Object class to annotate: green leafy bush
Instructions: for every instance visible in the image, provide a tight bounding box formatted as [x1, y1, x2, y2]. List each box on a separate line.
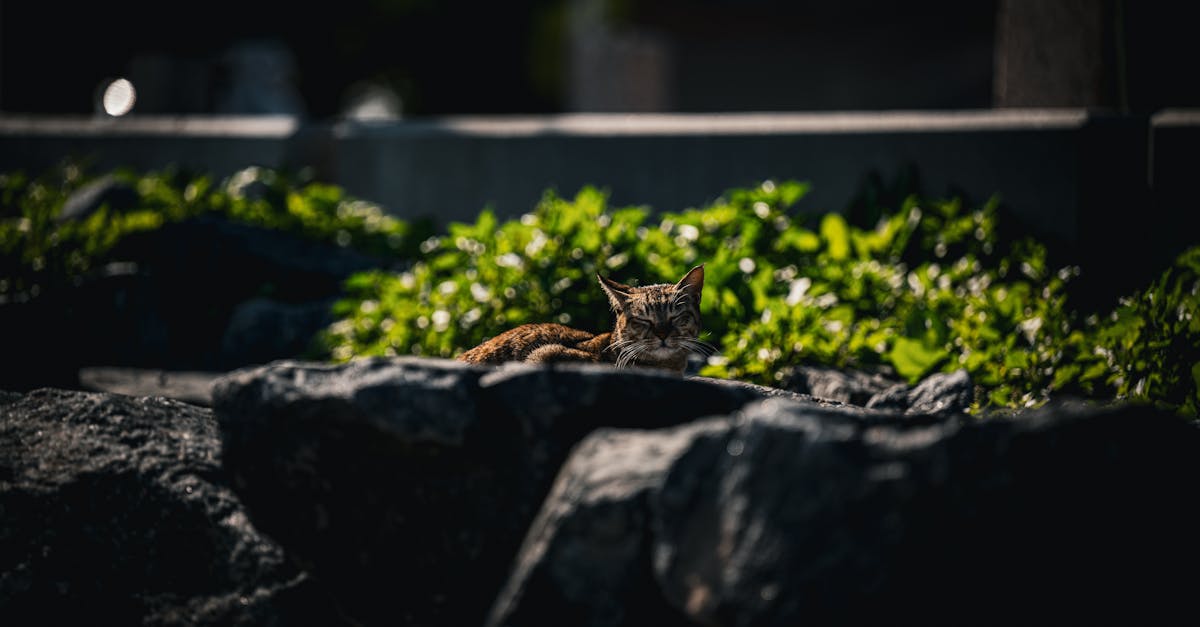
[320, 181, 1198, 417]
[1076, 248, 1200, 415]
[318, 181, 809, 361]
[1, 164, 427, 299]
[5, 164, 1195, 416]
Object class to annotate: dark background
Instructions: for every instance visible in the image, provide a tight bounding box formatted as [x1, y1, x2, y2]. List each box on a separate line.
[3, 0, 1198, 117]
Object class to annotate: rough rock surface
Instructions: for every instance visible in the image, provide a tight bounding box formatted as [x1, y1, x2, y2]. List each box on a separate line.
[781, 365, 899, 405]
[211, 357, 816, 627]
[786, 365, 975, 415]
[490, 422, 725, 627]
[865, 368, 975, 415]
[8, 357, 1196, 626]
[0, 389, 333, 625]
[491, 398, 1200, 626]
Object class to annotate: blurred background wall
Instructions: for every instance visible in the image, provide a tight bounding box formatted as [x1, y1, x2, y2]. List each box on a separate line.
[3, 0, 1198, 117]
[2, 0, 1197, 309]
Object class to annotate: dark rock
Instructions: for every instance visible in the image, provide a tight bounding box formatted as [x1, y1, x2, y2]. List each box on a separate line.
[493, 398, 1200, 626]
[219, 298, 335, 366]
[109, 215, 381, 302]
[488, 421, 725, 627]
[863, 370, 974, 415]
[57, 175, 139, 222]
[784, 365, 974, 415]
[211, 357, 803, 627]
[892, 367, 973, 414]
[857, 380, 910, 411]
[692, 375, 836, 406]
[781, 365, 900, 405]
[0, 388, 335, 625]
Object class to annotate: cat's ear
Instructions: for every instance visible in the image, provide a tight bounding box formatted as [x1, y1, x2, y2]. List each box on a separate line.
[598, 274, 635, 311]
[675, 264, 704, 302]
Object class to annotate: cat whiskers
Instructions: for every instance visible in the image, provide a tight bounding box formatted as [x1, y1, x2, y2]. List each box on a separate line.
[679, 338, 719, 358]
[604, 338, 638, 355]
[616, 344, 649, 368]
[611, 338, 653, 368]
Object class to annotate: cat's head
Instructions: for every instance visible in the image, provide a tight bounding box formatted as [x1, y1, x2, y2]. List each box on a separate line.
[597, 265, 708, 368]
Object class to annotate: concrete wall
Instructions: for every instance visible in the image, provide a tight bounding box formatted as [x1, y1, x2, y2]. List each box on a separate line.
[2, 110, 1193, 304]
[330, 112, 1095, 240]
[1, 110, 1151, 230]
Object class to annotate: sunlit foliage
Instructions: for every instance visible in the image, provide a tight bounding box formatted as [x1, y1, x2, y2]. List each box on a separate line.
[3, 165, 1195, 416]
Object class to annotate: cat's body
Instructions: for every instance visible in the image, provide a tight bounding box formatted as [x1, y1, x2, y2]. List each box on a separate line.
[457, 265, 707, 374]
[457, 323, 615, 366]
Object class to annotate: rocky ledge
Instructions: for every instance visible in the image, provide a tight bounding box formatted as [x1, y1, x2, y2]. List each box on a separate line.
[0, 388, 337, 626]
[3, 357, 1197, 626]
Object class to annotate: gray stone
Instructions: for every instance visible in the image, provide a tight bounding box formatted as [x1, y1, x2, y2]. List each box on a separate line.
[863, 369, 975, 416]
[783, 366, 973, 416]
[78, 367, 220, 406]
[219, 298, 335, 367]
[0, 388, 334, 625]
[896, 368, 973, 414]
[57, 175, 139, 222]
[858, 380, 910, 412]
[492, 398, 1200, 625]
[781, 365, 900, 406]
[210, 357, 800, 627]
[489, 420, 726, 627]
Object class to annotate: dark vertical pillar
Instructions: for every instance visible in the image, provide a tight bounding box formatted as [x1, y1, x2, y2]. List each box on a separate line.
[994, 0, 1122, 109]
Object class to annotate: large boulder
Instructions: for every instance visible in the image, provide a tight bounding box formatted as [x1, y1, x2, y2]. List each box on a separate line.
[0, 389, 333, 625]
[211, 357, 817, 627]
[490, 421, 727, 627]
[491, 398, 1200, 626]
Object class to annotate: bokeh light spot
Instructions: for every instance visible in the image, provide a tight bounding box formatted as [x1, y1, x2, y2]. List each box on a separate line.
[101, 78, 137, 116]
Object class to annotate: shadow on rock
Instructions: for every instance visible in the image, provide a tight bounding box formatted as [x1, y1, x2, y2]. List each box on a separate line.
[492, 398, 1200, 625]
[0, 389, 340, 625]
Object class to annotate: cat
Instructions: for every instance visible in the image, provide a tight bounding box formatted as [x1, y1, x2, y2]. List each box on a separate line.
[457, 265, 709, 374]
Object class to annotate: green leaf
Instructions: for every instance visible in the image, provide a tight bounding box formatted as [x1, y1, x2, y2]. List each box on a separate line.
[889, 336, 947, 382]
[820, 213, 850, 261]
[776, 228, 821, 253]
[777, 181, 810, 208]
[1081, 361, 1109, 381]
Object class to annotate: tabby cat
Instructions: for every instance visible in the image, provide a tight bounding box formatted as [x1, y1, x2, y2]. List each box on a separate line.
[457, 265, 708, 373]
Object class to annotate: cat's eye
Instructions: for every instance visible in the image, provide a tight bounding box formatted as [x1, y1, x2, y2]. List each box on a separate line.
[631, 317, 652, 327]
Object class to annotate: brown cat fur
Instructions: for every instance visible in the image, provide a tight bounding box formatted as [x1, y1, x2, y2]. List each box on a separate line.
[457, 265, 708, 373]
